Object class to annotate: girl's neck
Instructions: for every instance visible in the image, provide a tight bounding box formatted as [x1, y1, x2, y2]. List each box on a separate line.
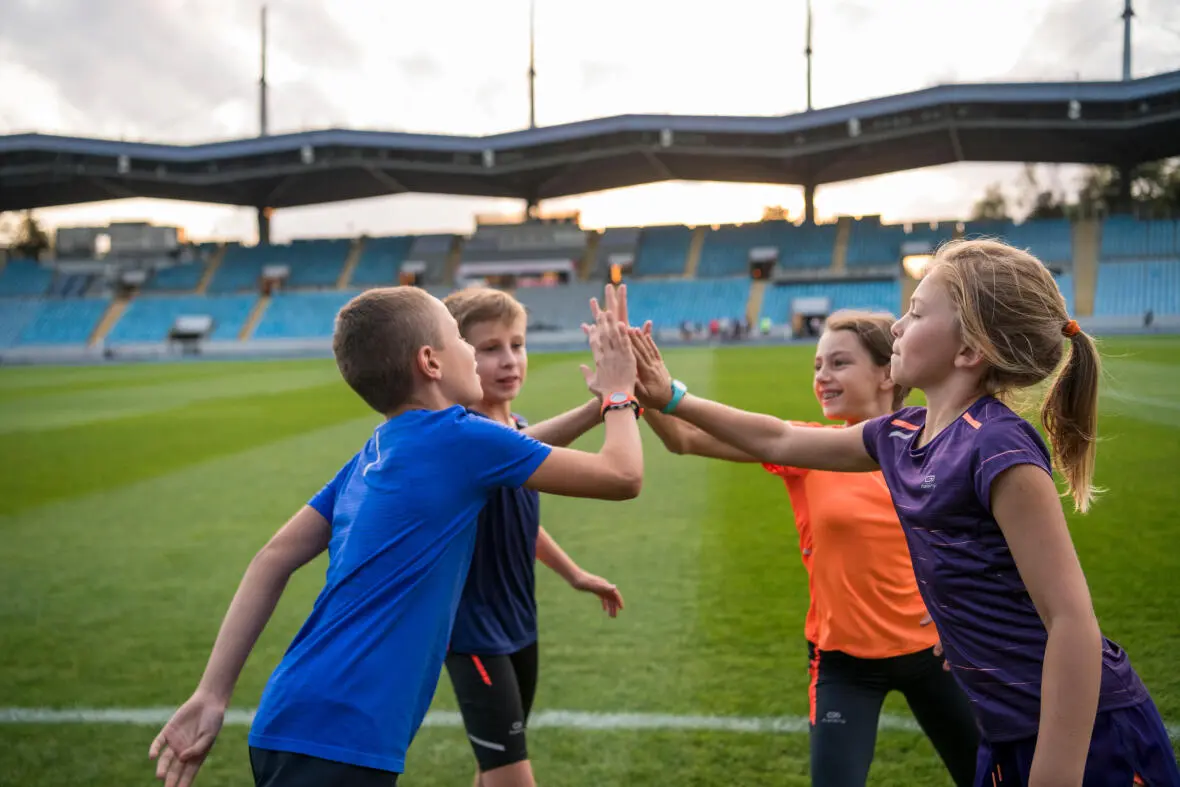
[920, 381, 987, 447]
[472, 399, 515, 426]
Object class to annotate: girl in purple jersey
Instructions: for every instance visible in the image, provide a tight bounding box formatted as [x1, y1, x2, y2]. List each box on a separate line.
[618, 239, 1179, 787]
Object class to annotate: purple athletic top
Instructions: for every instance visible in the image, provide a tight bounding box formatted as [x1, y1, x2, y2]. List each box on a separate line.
[861, 396, 1147, 741]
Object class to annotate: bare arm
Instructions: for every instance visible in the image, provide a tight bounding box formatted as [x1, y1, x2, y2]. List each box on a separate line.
[525, 285, 643, 501]
[643, 408, 759, 462]
[668, 393, 876, 472]
[991, 465, 1102, 787]
[522, 398, 601, 448]
[525, 409, 642, 500]
[195, 506, 331, 706]
[536, 526, 582, 584]
[628, 325, 873, 471]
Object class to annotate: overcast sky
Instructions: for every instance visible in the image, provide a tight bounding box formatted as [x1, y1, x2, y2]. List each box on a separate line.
[2, 0, 1179, 243]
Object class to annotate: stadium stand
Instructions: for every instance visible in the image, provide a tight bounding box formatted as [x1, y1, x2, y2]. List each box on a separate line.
[3, 215, 1178, 356]
[963, 218, 1073, 262]
[0, 259, 54, 297]
[106, 294, 257, 343]
[145, 262, 206, 292]
[17, 298, 109, 345]
[625, 278, 751, 329]
[513, 282, 603, 331]
[253, 290, 360, 340]
[0, 299, 47, 347]
[696, 222, 797, 278]
[1094, 260, 1180, 317]
[760, 280, 900, 323]
[350, 236, 415, 287]
[633, 226, 692, 276]
[590, 227, 641, 281]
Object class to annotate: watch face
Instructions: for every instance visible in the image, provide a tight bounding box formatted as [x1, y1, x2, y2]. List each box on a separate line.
[608, 392, 628, 404]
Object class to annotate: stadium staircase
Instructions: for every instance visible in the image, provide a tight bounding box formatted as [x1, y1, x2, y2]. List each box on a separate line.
[88, 296, 130, 347]
[337, 237, 365, 289]
[1072, 218, 1100, 317]
[832, 217, 851, 272]
[578, 232, 600, 281]
[239, 294, 272, 340]
[195, 244, 226, 294]
[745, 279, 767, 325]
[684, 227, 707, 278]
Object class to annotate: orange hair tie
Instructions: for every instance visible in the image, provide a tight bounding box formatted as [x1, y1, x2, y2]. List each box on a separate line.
[1062, 319, 1081, 338]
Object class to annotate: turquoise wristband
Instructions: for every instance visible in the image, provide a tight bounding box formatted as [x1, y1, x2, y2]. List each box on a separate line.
[661, 379, 687, 414]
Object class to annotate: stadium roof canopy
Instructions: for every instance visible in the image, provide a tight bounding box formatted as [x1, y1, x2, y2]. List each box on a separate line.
[2, 69, 1179, 212]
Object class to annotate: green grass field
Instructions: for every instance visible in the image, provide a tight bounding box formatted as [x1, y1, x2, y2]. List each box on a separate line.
[2, 338, 1179, 787]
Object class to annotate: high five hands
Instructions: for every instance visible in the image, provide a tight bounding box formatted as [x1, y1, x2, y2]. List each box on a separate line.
[582, 284, 676, 412]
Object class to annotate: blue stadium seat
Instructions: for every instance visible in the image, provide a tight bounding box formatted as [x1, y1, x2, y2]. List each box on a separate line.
[0, 260, 54, 297]
[696, 222, 797, 278]
[0, 299, 46, 347]
[17, 299, 109, 345]
[146, 263, 206, 292]
[108, 295, 257, 342]
[1094, 260, 1180, 316]
[634, 226, 692, 276]
[625, 278, 751, 329]
[253, 290, 360, 339]
[759, 280, 900, 323]
[963, 219, 1072, 262]
[351, 237, 415, 287]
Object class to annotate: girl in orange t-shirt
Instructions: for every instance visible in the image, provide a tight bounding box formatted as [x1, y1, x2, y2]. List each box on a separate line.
[643, 311, 979, 787]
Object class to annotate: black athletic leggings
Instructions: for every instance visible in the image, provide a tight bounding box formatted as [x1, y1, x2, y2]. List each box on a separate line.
[807, 642, 980, 787]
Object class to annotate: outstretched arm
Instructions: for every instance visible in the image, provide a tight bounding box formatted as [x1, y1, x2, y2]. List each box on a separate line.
[630, 328, 875, 472]
[150, 506, 330, 786]
[522, 398, 601, 448]
[644, 409, 759, 462]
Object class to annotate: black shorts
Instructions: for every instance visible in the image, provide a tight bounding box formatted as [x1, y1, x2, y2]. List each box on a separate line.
[444, 641, 539, 772]
[249, 747, 398, 787]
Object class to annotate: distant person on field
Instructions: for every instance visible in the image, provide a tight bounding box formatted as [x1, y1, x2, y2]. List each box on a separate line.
[441, 287, 625, 787]
[149, 284, 645, 787]
[639, 310, 979, 787]
[625, 241, 1180, 787]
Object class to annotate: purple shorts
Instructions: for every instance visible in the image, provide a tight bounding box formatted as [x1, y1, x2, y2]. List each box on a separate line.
[973, 698, 1179, 787]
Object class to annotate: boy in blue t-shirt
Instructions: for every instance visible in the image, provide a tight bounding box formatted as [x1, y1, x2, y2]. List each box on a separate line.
[440, 287, 626, 787]
[149, 285, 644, 787]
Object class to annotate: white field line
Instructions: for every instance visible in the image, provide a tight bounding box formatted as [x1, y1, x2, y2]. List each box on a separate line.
[1, 707, 1177, 741]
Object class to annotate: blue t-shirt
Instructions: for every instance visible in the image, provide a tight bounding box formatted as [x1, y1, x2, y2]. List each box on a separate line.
[862, 396, 1146, 742]
[450, 414, 543, 656]
[247, 406, 552, 773]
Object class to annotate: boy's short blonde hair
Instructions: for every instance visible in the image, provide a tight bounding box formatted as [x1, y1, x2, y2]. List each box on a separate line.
[442, 287, 527, 338]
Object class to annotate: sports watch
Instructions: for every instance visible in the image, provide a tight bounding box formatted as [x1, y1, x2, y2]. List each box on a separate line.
[661, 379, 688, 414]
[601, 391, 642, 419]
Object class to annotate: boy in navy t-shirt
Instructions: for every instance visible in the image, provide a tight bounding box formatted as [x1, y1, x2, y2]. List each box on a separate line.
[440, 287, 626, 787]
[149, 285, 644, 787]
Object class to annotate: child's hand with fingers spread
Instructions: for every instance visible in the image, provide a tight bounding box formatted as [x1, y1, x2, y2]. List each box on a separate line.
[628, 324, 675, 411]
[585, 284, 636, 396]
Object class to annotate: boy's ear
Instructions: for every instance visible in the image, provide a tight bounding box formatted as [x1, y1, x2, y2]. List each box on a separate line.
[417, 345, 443, 381]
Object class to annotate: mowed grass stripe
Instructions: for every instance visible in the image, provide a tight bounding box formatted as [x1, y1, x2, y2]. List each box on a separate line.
[0, 364, 346, 435]
[0, 377, 371, 516]
[0, 415, 382, 708]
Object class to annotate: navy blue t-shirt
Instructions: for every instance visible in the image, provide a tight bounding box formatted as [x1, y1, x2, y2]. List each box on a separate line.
[247, 406, 551, 773]
[450, 413, 543, 655]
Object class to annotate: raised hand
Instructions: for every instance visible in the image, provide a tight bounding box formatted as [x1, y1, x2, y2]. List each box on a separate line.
[584, 284, 636, 397]
[629, 323, 674, 410]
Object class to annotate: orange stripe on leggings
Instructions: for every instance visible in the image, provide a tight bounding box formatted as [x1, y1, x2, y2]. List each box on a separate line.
[471, 655, 492, 686]
[807, 651, 820, 725]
